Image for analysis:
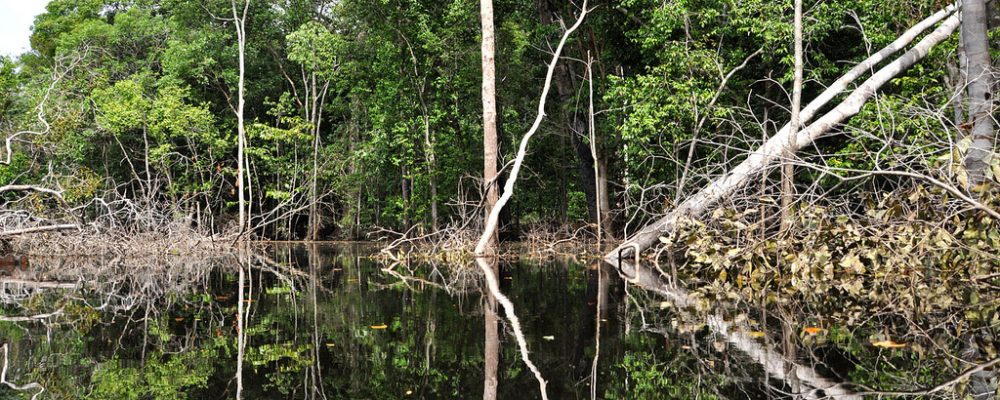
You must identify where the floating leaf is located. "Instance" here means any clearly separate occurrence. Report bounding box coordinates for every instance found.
[542,335,555,341]
[370,324,388,330]
[872,340,907,349]
[802,327,823,335]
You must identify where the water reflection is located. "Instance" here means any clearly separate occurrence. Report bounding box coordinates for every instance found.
[482,258,499,400]
[0,244,996,398]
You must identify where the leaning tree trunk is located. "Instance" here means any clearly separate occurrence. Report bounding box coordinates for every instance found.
[538,0,605,231]
[961,0,995,186]
[608,5,961,260]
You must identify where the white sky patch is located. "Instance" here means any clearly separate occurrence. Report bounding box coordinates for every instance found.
[0,0,52,57]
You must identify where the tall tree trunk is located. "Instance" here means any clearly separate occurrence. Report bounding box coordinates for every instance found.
[307,74,329,241]
[401,164,411,231]
[232,0,250,235]
[423,116,439,231]
[780,0,804,233]
[598,158,613,237]
[482,0,500,250]
[961,0,995,186]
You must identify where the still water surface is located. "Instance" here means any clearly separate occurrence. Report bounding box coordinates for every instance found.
[0,243,992,399]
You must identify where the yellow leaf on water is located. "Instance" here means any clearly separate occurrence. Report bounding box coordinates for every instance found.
[370,324,388,330]
[872,340,907,349]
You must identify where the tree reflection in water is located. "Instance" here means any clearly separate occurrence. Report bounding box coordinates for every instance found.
[0,244,996,399]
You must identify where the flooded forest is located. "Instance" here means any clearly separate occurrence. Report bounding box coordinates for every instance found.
[0,0,998,398]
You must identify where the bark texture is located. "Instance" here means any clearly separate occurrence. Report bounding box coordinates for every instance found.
[961,0,995,186]
[482,0,500,250]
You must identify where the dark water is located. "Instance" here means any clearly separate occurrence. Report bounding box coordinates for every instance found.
[0,243,995,399]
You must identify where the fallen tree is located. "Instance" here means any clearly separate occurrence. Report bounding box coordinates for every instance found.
[608,3,964,261]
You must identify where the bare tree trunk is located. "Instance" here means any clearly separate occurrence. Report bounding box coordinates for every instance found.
[598,159,612,237]
[232,0,250,235]
[482,0,500,251]
[401,164,411,231]
[586,55,608,246]
[961,0,995,186]
[781,0,804,233]
[423,116,439,231]
[538,0,604,233]
[608,6,961,260]
[308,74,329,241]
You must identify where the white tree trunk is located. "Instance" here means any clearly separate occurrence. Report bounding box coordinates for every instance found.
[609,6,961,260]
[233,0,250,235]
[960,0,995,185]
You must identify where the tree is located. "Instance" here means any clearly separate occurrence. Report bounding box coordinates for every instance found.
[608,4,963,260]
[481,0,499,251]
[232,0,251,235]
[286,20,342,240]
[780,0,804,233]
[960,0,995,187]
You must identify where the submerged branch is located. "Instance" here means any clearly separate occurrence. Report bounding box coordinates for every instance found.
[1,344,45,400]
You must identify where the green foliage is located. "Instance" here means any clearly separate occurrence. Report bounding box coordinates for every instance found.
[0,0,989,240]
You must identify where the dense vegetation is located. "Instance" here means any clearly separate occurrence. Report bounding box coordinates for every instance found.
[0,0,995,245]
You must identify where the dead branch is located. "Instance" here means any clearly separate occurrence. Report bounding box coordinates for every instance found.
[610,5,962,260]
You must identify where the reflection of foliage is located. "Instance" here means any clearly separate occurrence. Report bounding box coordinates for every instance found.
[10,243,996,399]
[657,188,1000,394]
[88,336,229,400]
[680,187,1000,323]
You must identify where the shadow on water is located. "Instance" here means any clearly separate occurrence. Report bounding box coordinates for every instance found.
[0,244,997,399]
